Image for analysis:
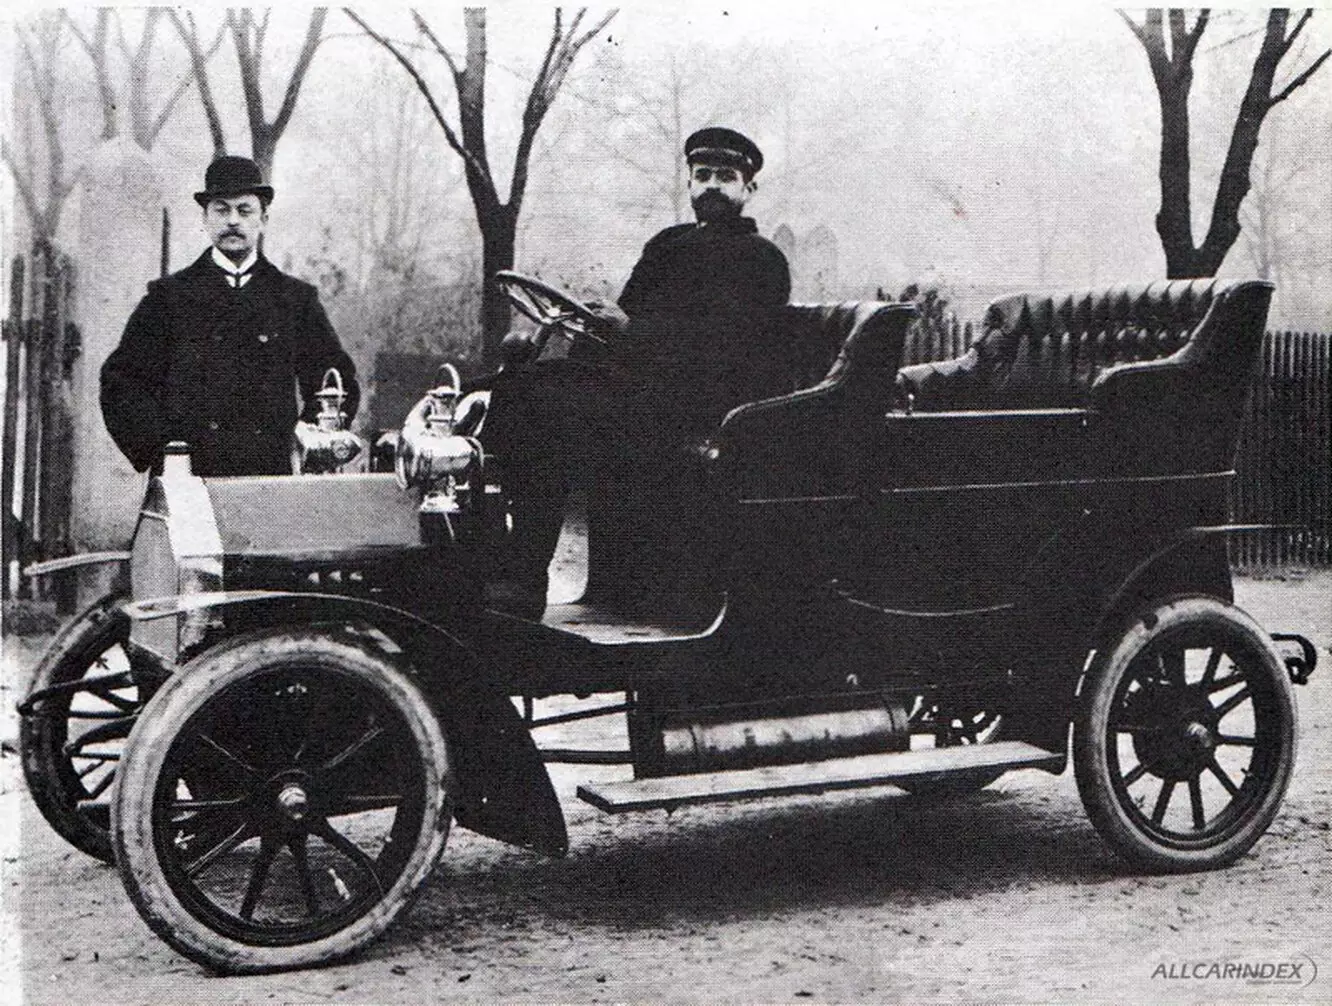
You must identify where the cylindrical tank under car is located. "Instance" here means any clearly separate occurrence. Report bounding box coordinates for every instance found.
[656,695,911,774]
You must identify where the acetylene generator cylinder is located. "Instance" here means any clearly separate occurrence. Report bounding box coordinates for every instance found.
[655,694,911,774]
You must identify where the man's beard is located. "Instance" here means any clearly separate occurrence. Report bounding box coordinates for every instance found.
[692,191,741,223]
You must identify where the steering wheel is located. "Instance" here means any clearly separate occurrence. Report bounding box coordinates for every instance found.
[494,270,608,348]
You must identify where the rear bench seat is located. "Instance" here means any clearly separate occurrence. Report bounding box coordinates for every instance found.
[892,278,1274,475]
[894,279,1272,413]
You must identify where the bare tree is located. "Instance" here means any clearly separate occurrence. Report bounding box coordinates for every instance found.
[1121,9,1330,278]
[65,9,222,152]
[2,14,77,246]
[168,11,228,157]
[346,7,617,366]
[228,9,328,180]
[166,8,327,179]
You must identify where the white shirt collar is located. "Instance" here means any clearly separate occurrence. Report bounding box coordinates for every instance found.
[211,247,258,276]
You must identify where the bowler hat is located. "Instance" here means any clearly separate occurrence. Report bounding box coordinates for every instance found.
[193,155,274,207]
[685,127,764,177]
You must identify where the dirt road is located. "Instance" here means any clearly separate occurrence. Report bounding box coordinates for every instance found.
[3,574,1329,1004]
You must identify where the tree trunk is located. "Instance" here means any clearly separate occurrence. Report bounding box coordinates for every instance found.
[1154,62,1198,278]
[478,207,517,369]
[252,133,276,187]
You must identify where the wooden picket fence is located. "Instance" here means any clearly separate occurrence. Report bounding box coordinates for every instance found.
[901,314,975,366]
[1228,330,1331,570]
[902,317,1331,570]
[2,248,80,603]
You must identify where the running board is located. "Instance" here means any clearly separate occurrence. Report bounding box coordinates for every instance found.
[576,741,1064,814]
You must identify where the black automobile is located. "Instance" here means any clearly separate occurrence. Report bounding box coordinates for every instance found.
[20,273,1316,973]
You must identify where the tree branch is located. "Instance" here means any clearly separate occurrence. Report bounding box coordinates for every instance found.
[17,20,68,237]
[1279,8,1313,58]
[63,10,118,141]
[271,9,328,140]
[572,8,617,51]
[0,136,44,233]
[257,8,272,62]
[147,23,227,148]
[1181,9,1210,61]
[343,8,482,178]
[229,10,268,144]
[1117,9,1150,48]
[511,8,616,213]
[62,9,97,56]
[170,11,228,155]
[1270,47,1331,105]
[112,8,132,64]
[127,10,165,148]
[411,10,463,84]
[1167,9,1189,61]
[525,10,565,120]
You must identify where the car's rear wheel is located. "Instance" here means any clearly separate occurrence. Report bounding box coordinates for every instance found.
[113,629,450,973]
[898,700,1005,796]
[20,593,141,863]
[1074,597,1296,873]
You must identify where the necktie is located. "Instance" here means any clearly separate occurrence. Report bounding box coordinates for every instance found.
[221,267,251,289]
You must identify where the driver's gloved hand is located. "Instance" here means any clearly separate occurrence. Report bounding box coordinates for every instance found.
[583,299,630,336]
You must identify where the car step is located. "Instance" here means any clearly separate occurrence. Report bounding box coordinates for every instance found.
[576,741,1063,814]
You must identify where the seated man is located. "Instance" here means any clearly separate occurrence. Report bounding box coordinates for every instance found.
[486,127,791,617]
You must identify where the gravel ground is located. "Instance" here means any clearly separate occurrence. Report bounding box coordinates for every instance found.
[1,571,1328,1005]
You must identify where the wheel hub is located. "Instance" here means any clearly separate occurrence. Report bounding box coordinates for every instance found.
[276,782,310,822]
[1131,689,1220,782]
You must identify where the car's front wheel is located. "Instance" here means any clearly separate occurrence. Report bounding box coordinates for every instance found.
[113,629,451,973]
[20,593,140,863]
[1074,597,1296,873]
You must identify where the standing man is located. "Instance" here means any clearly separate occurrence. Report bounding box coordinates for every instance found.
[489,126,791,615]
[101,155,360,477]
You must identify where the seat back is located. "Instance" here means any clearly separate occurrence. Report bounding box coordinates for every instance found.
[895,279,1272,412]
[775,302,896,392]
[716,301,914,498]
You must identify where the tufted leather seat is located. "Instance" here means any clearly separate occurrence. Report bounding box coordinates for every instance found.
[894,279,1269,412]
[715,302,914,499]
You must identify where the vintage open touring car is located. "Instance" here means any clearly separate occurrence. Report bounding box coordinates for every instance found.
[19,273,1317,973]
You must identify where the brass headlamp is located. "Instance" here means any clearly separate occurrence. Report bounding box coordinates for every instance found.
[394,363,485,516]
[294,368,366,473]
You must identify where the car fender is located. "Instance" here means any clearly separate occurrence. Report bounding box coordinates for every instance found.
[1088,525,1239,649]
[998,522,1237,752]
[125,589,569,857]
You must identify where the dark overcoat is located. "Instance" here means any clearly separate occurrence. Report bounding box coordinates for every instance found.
[616,215,791,419]
[100,251,359,476]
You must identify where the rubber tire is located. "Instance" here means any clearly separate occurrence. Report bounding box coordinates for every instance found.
[1074,596,1296,873]
[20,593,133,863]
[112,629,452,974]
